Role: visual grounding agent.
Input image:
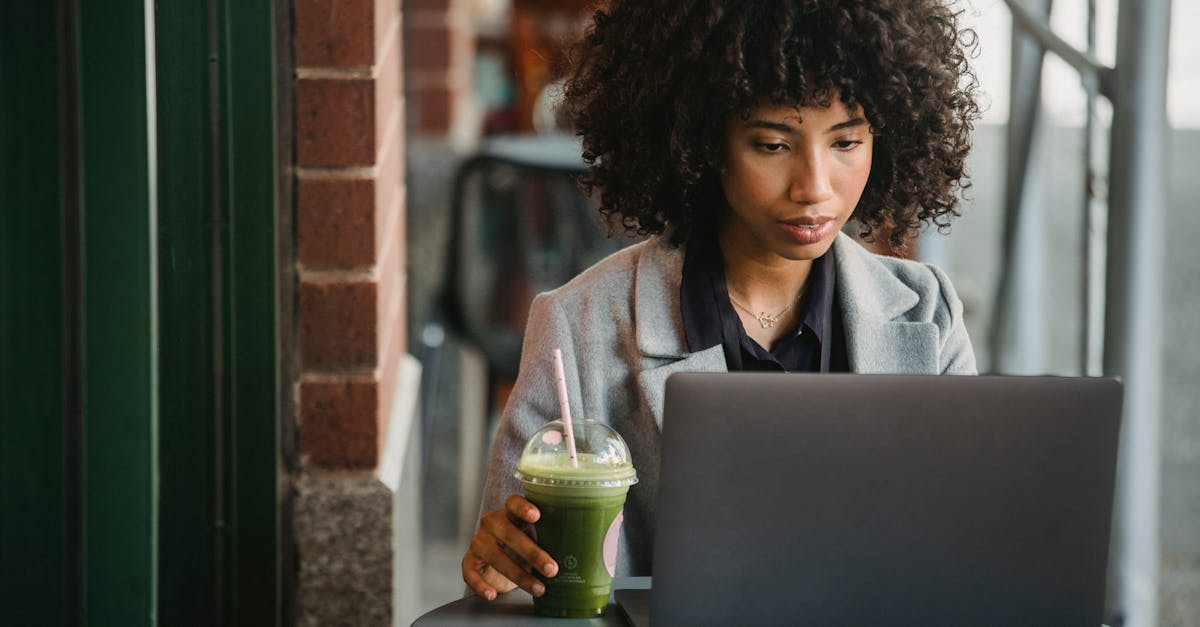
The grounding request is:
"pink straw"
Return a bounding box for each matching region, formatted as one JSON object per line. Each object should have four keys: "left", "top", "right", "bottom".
{"left": 552, "top": 348, "right": 580, "bottom": 468}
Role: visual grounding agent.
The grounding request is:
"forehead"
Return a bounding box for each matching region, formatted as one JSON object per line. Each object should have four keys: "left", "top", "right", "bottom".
{"left": 738, "top": 95, "right": 863, "bottom": 128}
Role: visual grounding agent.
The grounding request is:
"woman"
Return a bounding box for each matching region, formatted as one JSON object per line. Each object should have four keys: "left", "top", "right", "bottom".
{"left": 464, "top": 0, "right": 981, "bottom": 600}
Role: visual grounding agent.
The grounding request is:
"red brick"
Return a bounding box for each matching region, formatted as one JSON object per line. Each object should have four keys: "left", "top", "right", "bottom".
{"left": 300, "top": 280, "right": 378, "bottom": 369}
{"left": 296, "top": 78, "right": 376, "bottom": 167}
{"left": 297, "top": 178, "right": 377, "bottom": 268}
{"left": 376, "top": 318, "right": 407, "bottom": 438}
{"left": 405, "top": 25, "right": 453, "bottom": 72}
{"left": 295, "top": 0, "right": 375, "bottom": 67}
{"left": 405, "top": 0, "right": 451, "bottom": 11}
{"left": 299, "top": 378, "right": 379, "bottom": 469}
{"left": 373, "top": 129, "right": 403, "bottom": 250}
{"left": 375, "top": 183, "right": 406, "bottom": 361}
{"left": 375, "top": 224, "right": 404, "bottom": 352}
{"left": 380, "top": 288, "right": 406, "bottom": 366}
{"left": 375, "top": 25, "right": 404, "bottom": 155}
{"left": 375, "top": 0, "right": 401, "bottom": 58}
{"left": 409, "top": 85, "right": 456, "bottom": 133}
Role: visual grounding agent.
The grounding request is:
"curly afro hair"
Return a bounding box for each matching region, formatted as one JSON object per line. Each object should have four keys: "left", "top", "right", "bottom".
{"left": 562, "top": 0, "right": 981, "bottom": 249}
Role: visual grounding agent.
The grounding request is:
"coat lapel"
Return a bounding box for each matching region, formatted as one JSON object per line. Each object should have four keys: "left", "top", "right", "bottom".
{"left": 833, "top": 234, "right": 939, "bottom": 374}
{"left": 637, "top": 346, "right": 727, "bottom": 429}
{"left": 629, "top": 234, "right": 941, "bottom": 431}
{"left": 633, "top": 237, "right": 689, "bottom": 360}
{"left": 633, "top": 239, "right": 728, "bottom": 428}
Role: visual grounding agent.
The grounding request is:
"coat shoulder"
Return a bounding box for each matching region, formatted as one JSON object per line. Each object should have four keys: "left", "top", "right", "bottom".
{"left": 870, "top": 253, "right": 948, "bottom": 302}
{"left": 835, "top": 234, "right": 962, "bottom": 324}
{"left": 542, "top": 237, "right": 665, "bottom": 304}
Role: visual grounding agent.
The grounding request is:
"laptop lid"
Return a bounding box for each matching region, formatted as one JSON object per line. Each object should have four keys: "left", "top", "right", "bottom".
{"left": 646, "top": 373, "right": 1122, "bottom": 627}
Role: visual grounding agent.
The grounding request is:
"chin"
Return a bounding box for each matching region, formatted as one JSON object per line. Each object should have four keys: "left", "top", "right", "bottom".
{"left": 777, "top": 234, "right": 837, "bottom": 260}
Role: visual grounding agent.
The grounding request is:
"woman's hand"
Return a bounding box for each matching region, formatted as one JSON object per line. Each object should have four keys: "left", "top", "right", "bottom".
{"left": 462, "top": 494, "right": 560, "bottom": 600}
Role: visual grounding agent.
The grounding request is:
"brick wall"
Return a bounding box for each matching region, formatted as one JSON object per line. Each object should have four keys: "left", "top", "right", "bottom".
{"left": 291, "top": 0, "right": 409, "bottom": 623}
{"left": 294, "top": 0, "right": 406, "bottom": 470}
{"left": 405, "top": 0, "right": 475, "bottom": 137}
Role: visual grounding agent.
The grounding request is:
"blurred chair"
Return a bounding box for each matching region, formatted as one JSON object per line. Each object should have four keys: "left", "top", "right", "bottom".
{"left": 418, "top": 134, "right": 633, "bottom": 474}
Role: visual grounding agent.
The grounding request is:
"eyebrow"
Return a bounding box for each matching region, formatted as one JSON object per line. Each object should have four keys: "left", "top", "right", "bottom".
{"left": 743, "top": 117, "right": 868, "bottom": 133}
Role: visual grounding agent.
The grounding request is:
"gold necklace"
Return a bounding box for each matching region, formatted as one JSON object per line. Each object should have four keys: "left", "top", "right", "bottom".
{"left": 727, "top": 292, "right": 801, "bottom": 329}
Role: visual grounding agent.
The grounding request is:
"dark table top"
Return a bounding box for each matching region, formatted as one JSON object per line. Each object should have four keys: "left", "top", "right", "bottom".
{"left": 412, "top": 577, "right": 651, "bottom": 626}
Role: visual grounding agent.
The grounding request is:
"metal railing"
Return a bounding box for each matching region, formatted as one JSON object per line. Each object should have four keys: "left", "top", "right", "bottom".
{"left": 991, "top": 1, "right": 1172, "bottom": 625}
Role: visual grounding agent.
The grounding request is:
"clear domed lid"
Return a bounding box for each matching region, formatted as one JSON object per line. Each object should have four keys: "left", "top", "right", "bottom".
{"left": 515, "top": 419, "right": 638, "bottom": 488}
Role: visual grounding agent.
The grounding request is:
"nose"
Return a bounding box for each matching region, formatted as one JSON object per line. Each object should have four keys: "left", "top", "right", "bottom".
{"left": 788, "top": 150, "right": 834, "bottom": 205}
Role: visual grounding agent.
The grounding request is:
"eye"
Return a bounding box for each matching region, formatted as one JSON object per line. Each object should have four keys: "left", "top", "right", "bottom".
{"left": 754, "top": 142, "right": 788, "bottom": 153}
{"left": 833, "top": 140, "right": 864, "bottom": 151}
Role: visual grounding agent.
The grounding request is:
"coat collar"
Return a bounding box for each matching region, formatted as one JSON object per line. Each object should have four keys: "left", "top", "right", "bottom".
{"left": 632, "top": 233, "right": 927, "bottom": 352}
{"left": 633, "top": 236, "right": 692, "bottom": 359}
{"left": 831, "top": 234, "right": 919, "bottom": 321}
{"left": 831, "top": 234, "right": 938, "bottom": 374}
{"left": 632, "top": 232, "right": 939, "bottom": 426}
{"left": 633, "top": 237, "right": 724, "bottom": 427}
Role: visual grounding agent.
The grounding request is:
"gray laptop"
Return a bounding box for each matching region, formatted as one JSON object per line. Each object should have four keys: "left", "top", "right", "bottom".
{"left": 616, "top": 373, "right": 1122, "bottom": 627}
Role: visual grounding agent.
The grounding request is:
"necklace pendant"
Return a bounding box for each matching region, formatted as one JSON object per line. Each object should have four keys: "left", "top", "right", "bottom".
{"left": 756, "top": 312, "right": 779, "bottom": 329}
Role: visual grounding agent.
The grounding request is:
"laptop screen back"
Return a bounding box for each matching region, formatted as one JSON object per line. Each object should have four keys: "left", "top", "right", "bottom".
{"left": 650, "top": 374, "right": 1122, "bottom": 627}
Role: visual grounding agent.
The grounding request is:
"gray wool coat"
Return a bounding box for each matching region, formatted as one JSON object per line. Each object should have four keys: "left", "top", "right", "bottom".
{"left": 479, "top": 232, "right": 977, "bottom": 577}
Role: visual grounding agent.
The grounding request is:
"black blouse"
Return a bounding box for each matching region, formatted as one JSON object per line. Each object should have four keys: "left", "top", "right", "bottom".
{"left": 679, "top": 232, "right": 849, "bottom": 373}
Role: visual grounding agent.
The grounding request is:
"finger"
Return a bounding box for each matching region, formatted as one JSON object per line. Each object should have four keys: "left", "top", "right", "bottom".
{"left": 470, "top": 534, "right": 547, "bottom": 597}
{"left": 482, "top": 512, "right": 559, "bottom": 578}
{"left": 505, "top": 494, "right": 541, "bottom": 523}
{"left": 462, "top": 552, "right": 498, "bottom": 601}
{"left": 481, "top": 564, "right": 518, "bottom": 593}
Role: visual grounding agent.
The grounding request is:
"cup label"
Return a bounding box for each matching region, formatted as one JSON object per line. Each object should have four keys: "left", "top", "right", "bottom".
{"left": 556, "top": 555, "right": 585, "bottom": 584}
{"left": 603, "top": 510, "right": 623, "bottom": 577}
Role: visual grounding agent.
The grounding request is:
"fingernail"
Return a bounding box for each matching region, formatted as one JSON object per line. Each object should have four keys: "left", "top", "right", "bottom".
{"left": 542, "top": 562, "right": 558, "bottom": 577}
{"left": 532, "top": 582, "right": 546, "bottom": 597}
{"left": 485, "top": 590, "right": 496, "bottom": 601}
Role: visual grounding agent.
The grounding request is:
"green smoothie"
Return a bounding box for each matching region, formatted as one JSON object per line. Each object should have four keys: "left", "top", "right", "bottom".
{"left": 515, "top": 423, "right": 638, "bottom": 618}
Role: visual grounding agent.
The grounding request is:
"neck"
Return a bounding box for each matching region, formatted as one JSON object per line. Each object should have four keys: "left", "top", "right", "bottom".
{"left": 718, "top": 232, "right": 813, "bottom": 312}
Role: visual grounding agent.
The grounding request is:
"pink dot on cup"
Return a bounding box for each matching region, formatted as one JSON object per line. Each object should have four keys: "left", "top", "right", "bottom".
{"left": 542, "top": 430, "right": 563, "bottom": 445}
{"left": 603, "top": 511, "right": 623, "bottom": 577}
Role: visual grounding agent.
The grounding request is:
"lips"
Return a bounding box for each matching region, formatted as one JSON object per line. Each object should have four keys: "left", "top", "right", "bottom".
{"left": 777, "top": 215, "right": 836, "bottom": 245}
{"left": 780, "top": 215, "right": 834, "bottom": 227}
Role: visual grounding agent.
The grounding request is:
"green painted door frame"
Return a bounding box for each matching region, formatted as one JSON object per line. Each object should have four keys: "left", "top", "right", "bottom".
{"left": 1, "top": 2, "right": 72, "bottom": 622}
{"left": 222, "top": 1, "right": 283, "bottom": 620}
{"left": 156, "top": 0, "right": 282, "bottom": 623}
{"left": 156, "top": 0, "right": 219, "bottom": 620}
{"left": 1, "top": 1, "right": 282, "bottom": 623}
{"left": 78, "top": 1, "right": 161, "bottom": 621}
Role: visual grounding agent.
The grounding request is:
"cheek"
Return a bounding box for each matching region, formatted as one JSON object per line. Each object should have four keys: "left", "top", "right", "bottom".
{"left": 837, "top": 159, "right": 873, "bottom": 204}
{"left": 723, "top": 161, "right": 781, "bottom": 206}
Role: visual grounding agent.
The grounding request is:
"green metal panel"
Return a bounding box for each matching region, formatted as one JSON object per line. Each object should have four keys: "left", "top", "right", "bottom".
{"left": 0, "top": 2, "right": 69, "bottom": 622}
{"left": 223, "top": 1, "right": 281, "bottom": 623}
{"left": 155, "top": 0, "right": 218, "bottom": 623}
{"left": 2, "top": 1, "right": 280, "bottom": 622}
{"left": 1, "top": 0, "right": 284, "bottom": 622}
{"left": 78, "top": 0, "right": 159, "bottom": 623}
{"left": 151, "top": 0, "right": 282, "bottom": 622}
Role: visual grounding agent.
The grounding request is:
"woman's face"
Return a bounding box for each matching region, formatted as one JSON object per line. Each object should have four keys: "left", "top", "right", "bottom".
{"left": 719, "top": 96, "right": 873, "bottom": 265}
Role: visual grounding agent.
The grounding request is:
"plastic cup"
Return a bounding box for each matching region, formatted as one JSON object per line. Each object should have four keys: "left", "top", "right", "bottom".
{"left": 515, "top": 419, "right": 638, "bottom": 617}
